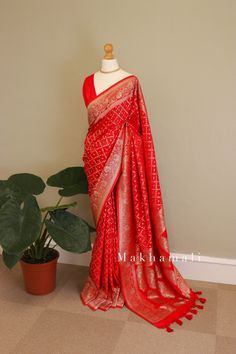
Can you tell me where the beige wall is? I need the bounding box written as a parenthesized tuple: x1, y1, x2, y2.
(0, 0, 235, 259)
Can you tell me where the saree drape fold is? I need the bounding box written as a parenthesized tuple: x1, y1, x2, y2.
(80, 75, 206, 332)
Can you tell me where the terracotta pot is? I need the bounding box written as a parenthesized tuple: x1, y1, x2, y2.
(20, 249, 60, 295)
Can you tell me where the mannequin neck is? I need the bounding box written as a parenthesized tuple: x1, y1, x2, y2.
(100, 58, 120, 72)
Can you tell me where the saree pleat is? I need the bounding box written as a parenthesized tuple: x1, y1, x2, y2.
(80, 75, 206, 331)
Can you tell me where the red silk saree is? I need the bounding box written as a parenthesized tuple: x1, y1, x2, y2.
(80, 73, 206, 332)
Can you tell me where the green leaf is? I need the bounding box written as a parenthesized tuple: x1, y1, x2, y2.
(79, 217, 96, 233)
(0, 195, 42, 254)
(47, 166, 88, 196)
(88, 224, 96, 233)
(45, 209, 92, 254)
(0, 174, 46, 206)
(0, 181, 13, 208)
(2, 250, 22, 269)
(58, 182, 88, 196)
(8, 173, 46, 196)
(40, 201, 77, 212)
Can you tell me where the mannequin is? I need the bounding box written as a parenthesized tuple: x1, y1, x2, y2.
(93, 43, 133, 96)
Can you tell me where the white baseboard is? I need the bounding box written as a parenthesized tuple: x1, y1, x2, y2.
(169, 252, 236, 285)
(1, 246, 236, 285)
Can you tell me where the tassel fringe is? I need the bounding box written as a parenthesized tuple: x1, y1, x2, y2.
(166, 326, 174, 332)
(185, 313, 193, 320)
(195, 304, 204, 309)
(163, 289, 206, 333)
(190, 309, 198, 314)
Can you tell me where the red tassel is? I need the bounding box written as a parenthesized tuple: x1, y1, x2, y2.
(185, 314, 193, 320)
(162, 230, 168, 237)
(166, 326, 174, 332)
(199, 297, 206, 303)
(175, 319, 183, 325)
(196, 304, 204, 309)
(194, 291, 202, 295)
(190, 309, 198, 314)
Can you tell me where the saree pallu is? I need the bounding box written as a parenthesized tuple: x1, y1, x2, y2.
(80, 75, 206, 332)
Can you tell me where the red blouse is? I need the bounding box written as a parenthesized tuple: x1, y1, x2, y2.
(82, 74, 97, 108)
(82, 73, 136, 108)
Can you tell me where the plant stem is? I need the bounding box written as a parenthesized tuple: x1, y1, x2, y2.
(56, 195, 63, 207)
(39, 195, 63, 242)
(29, 244, 36, 258)
(44, 195, 63, 251)
(45, 236, 53, 249)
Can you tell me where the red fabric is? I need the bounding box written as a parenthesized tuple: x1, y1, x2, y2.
(80, 74, 206, 331)
(82, 74, 97, 108)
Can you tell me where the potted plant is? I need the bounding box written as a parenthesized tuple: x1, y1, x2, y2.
(0, 166, 95, 295)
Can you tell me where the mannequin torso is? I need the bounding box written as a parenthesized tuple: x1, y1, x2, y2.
(93, 58, 133, 95)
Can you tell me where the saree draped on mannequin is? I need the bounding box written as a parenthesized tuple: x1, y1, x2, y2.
(80, 74, 206, 332)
